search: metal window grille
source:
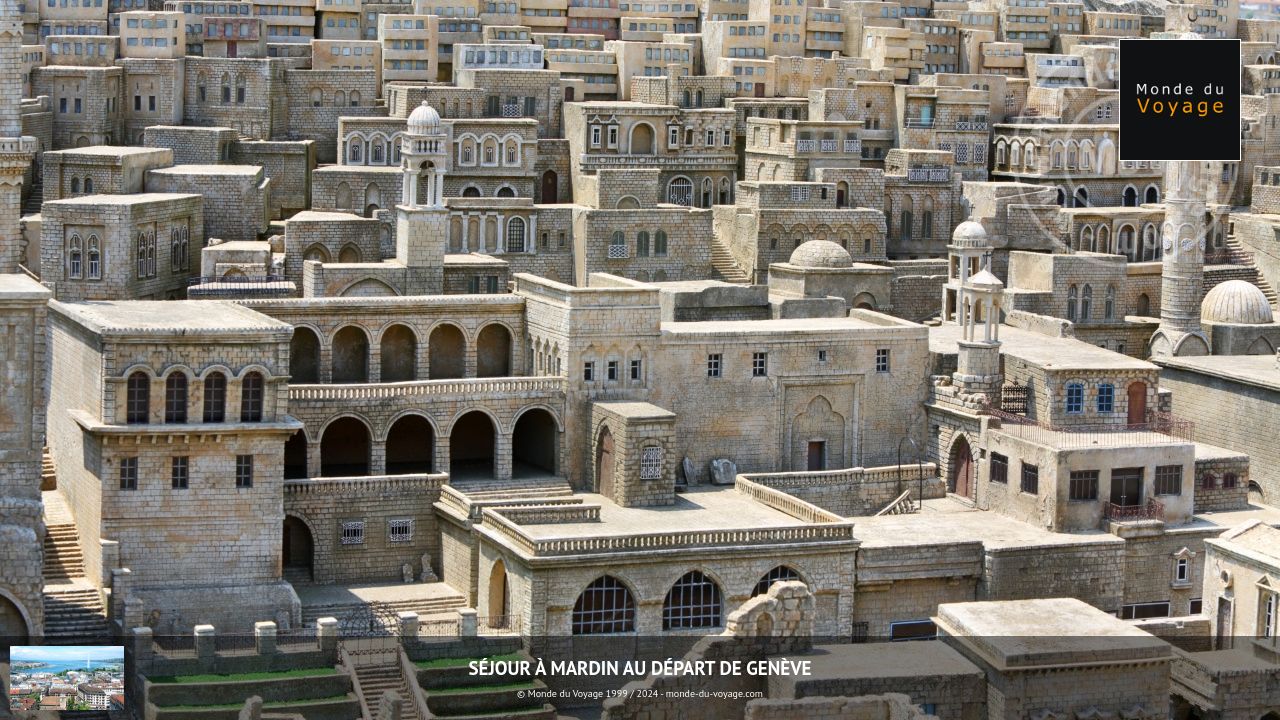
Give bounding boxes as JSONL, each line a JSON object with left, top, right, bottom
{"left": 1069, "top": 470, "right": 1098, "bottom": 501}
{"left": 752, "top": 566, "right": 800, "bottom": 596}
{"left": 639, "top": 446, "right": 662, "bottom": 479}
{"left": 572, "top": 576, "right": 635, "bottom": 634}
{"left": 203, "top": 373, "right": 226, "bottom": 422}
{"left": 165, "top": 374, "right": 187, "bottom": 423}
{"left": 171, "top": 456, "right": 189, "bottom": 489}
{"left": 235, "top": 454, "right": 254, "bottom": 488}
{"left": 663, "top": 571, "right": 722, "bottom": 630}
{"left": 341, "top": 521, "right": 366, "bottom": 545}
{"left": 388, "top": 518, "right": 413, "bottom": 542}
{"left": 1155, "top": 465, "right": 1183, "bottom": 496}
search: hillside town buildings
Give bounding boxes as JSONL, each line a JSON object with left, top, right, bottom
{"left": 0, "top": 0, "right": 1279, "bottom": 716}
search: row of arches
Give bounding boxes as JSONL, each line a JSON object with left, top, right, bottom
{"left": 67, "top": 175, "right": 95, "bottom": 194}
{"left": 123, "top": 367, "right": 267, "bottom": 425}
{"left": 287, "top": 407, "right": 558, "bottom": 480}
{"left": 333, "top": 181, "right": 383, "bottom": 217}
{"left": 457, "top": 133, "right": 525, "bottom": 167}
{"left": 1065, "top": 284, "right": 1119, "bottom": 323}
{"left": 344, "top": 132, "right": 402, "bottom": 166}
{"left": 290, "top": 322, "right": 513, "bottom": 384}
{"left": 1074, "top": 222, "right": 1163, "bottom": 262}
{"left": 562, "top": 567, "right": 806, "bottom": 635}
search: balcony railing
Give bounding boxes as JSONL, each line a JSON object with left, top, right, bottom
{"left": 607, "top": 244, "right": 629, "bottom": 259}
{"left": 1106, "top": 497, "right": 1165, "bottom": 522}
{"left": 955, "top": 120, "right": 989, "bottom": 131}
{"left": 796, "top": 139, "right": 816, "bottom": 152}
{"left": 987, "top": 408, "right": 1194, "bottom": 449}
{"left": 904, "top": 117, "right": 935, "bottom": 129}
{"left": 844, "top": 139, "right": 860, "bottom": 153}
{"left": 906, "top": 168, "right": 951, "bottom": 182}
{"left": 820, "top": 138, "right": 838, "bottom": 152}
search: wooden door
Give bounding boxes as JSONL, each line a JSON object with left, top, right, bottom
{"left": 541, "top": 171, "right": 557, "bottom": 202}
{"left": 1127, "top": 382, "right": 1147, "bottom": 426}
{"left": 807, "top": 441, "right": 826, "bottom": 471}
{"left": 949, "top": 436, "right": 974, "bottom": 498}
{"left": 597, "top": 428, "right": 615, "bottom": 498}
{"left": 227, "top": 41, "right": 237, "bottom": 58}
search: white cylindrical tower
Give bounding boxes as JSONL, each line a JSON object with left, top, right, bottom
{"left": 1150, "top": 160, "right": 1211, "bottom": 357}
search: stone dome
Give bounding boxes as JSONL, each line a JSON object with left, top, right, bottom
{"left": 951, "top": 218, "right": 989, "bottom": 248}
{"left": 407, "top": 101, "right": 441, "bottom": 134}
{"left": 967, "top": 269, "right": 1004, "bottom": 288}
{"left": 1201, "top": 280, "right": 1274, "bottom": 325}
{"left": 789, "top": 240, "right": 853, "bottom": 269}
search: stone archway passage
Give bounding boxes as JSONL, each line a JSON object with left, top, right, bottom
{"left": 429, "top": 325, "right": 466, "bottom": 379}
{"left": 512, "top": 409, "right": 557, "bottom": 477}
{"left": 476, "top": 324, "right": 512, "bottom": 377}
{"left": 282, "top": 516, "right": 314, "bottom": 582}
{"left": 321, "top": 417, "right": 371, "bottom": 477}
{"left": 290, "top": 327, "right": 321, "bottom": 383}
{"left": 284, "top": 430, "right": 308, "bottom": 479}
{"left": 0, "top": 594, "right": 30, "bottom": 643}
{"left": 488, "top": 559, "right": 509, "bottom": 627}
{"left": 450, "top": 411, "right": 496, "bottom": 480}
{"left": 380, "top": 324, "right": 417, "bottom": 382}
{"left": 332, "top": 326, "right": 370, "bottom": 383}
{"left": 386, "top": 415, "right": 434, "bottom": 474}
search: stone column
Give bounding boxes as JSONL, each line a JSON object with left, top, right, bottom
{"left": 461, "top": 213, "right": 470, "bottom": 252}
{"left": 458, "top": 608, "right": 477, "bottom": 637}
{"left": 317, "top": 616, "right": 338, "bottom": 654}
{"left": 397, "top": 611, "right": 419, "bottom": 638}
{"left": 254, "top": 621, "right": 277, "bottom": 655}
{"left": 194, "top": 624, "right": 216, "bottom": 663}
{"left": 528, "top": 214, "right": 537, "bottom": 254}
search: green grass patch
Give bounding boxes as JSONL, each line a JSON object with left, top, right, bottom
{"left": 156, "top": 693, "right": 354, "bottom": 711}
{"left": 428, "top": 680, "right": 539, "bottom": 696}
{"left": 148, "top": 666, "right": 338, "bottom": 684}
{"left": 414, "top": 652, "right": 524, "bottom": 670}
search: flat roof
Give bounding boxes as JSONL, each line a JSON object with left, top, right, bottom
{"left": 774, "top": 641, "right": 982, "bottom": 683}
{"left": 930, "top": 322, "right": 1157, "bottom": 371}
{"left": 1157, "top": 354, "right": 1280, "bottom": 392}
{"left": 853, "top": 497, "right": 1123, "bottom": 550}
{"left": 42, "top": 192, "right": 200, "bottom": 207}
{"left": 0, "top": 274, "right": 52, "bottom": 300}
{"left": 513, "top": 486, "right": 815, "bottom": 540}
{"left": 936, "top": 598, "right": 1171, "bottom": 668}
{"left": 51, "top": 300, "right": 292, "bottom": 335}
{"left": 150, "top": 164, "right": 262, "bottom": 175}
{"left": 45, "top": 145, "right": 170, "bottom": 157}
{"left": 662, "top": 315, "right": 918, "bottom": 337}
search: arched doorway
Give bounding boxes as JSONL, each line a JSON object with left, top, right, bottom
{"left": 386, "top": 414, "right": 434, "bottom": 474}
{"left": 949, "top": 436, "right": 974, "bottom": 498}
{"left": 284, "top": 430, "right": 308, "bottom": 479}
{"left": 1074, "top": 187, "right": 1089, "bottom": 208}
{"left": 380, "top": 324, "right": 417, "bottom": 382}
{"left": 476, "top": 324, "right": 512, "bottom": 377}
{"left": 320, "top": 417, "right": 371, "bottom": 476}
{"left": 282, "top": 516, "right": 313, "bottom": 582}
{"left": 512, "top": 409, "right": 557, "bottom": 477}
{"left": 429, "top": 324, "right": 466, "bottom": 379}
{"left": 487, "top": 559, "right": 509, "bottom": 627}
{"left": 629, "top": 123, "right": 654, "bottom": 154}
{"left": 0, "top": 594, "right": 31, "bottom": 643}
{"left": 541, "top": 170, "right": 558, "bottom": 202}
{"left": 1127, "top": 382, "right": 1147, "bottom": 426}
{"left": 450, "top": 411, "right": 495, "bottom": 479}
{"left": 332, "top": 326, "right": 370, "bottom": 383}
{"left": 290, "top": 327, "right": 321, "bottom": 383}
{"left": 1122, "top": 186, "right": 1137, "bottom": 207}
{"left": 1145, "top": 185, "right": 1160, "bottom": 204}
{"left": 596, "top": 425, "right": 615, "bottom": 498}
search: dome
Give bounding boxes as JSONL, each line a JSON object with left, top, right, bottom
{"left": 1201, "top": 280, "right": 1274, "bottom": 324}
{"left": 951, "top": 218, "right": 989, "bottom": 248}
{"left": 407, "top": 101, "right": 441, "bottom": 134}
{"left": 789, "top": 240, "right": 853, "bottom": 269}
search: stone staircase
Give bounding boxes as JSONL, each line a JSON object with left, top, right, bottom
{"left": 1209, "top": 235, "right": 1280, "bottom": 310}
{"left": 43, "top": 586, "right": 112, "bottom": 645}
{"left": 41, "top": 448, "right": 56, "bottom": 491}
{"left": 43, "top": 522, "right": 84, "bottom": 583}
{"left": 350, "top": 652, "right": 422, "bottom": 720}
{"left": 450, "top": 475, "right": 574, "bottom": 502}
{"left": 710, "top": 236, "right": 750, "bottom": 284}
{"left": 301, "top": 593, "right": 467, "bottom": 628}
{"left": 21, "top": 173, "right": 42, "bottom": 216}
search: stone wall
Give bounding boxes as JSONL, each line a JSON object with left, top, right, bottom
{"left": 145, "top": 165, "right": 270, "bottom": 242}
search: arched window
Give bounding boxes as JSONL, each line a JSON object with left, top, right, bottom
{"left": 1080, "top": 285, "right": 1092, "bottom": 320}
{"left": 126, "top": 371, "right": 150, "bottom": 424}
{"left": 636, "top": 231, "right": 649, "bottom": 257}
{"left": 505, "top": 216, "right": 526, "bottom": 253}
{"left": 654, "top": 230, "right": 667, "bottom": 257}
{"left": 1065, "top": 382, "right": 1084, "bottom": 414}
{"left": 370, "top": 138, "right": 385, "bottom": 164}
{"left": 203, "top": 372, "right": 226, "bottom": 422}
{"left": 86, "top": 236, "right": 101, "bottom": 279}
{"left": 83, "top": 177, "right": 93, "bottom": 193}
{"left": 1104, "top": 285, "right": 1115, "bottom": 319}
{"left": 663, "top": 571, "right": 722, "bottom": 630}
{"left": 349, "top": 90, "right": 360, "bottom": 105}
{"left": 610, "top": 231, "right": 626, "bottom": 257}
{"left": 505, "top": 141, "right": 517, "bottom": 165}
{"left": 572, "top": 576, "right": 636, "bottom": 635}
{"left": 165, "top": 373, "right": 188, "bottom": 423}
{"left": 240, "top": 372, "right": 264, "bottom": 422}
{"left": 1066, "top": 285, "right": 1078, "bottom": 322}
{"left": 753, "top": 566, "right": 801, "bottom": 596}
{"left": 70, "top": 177, "right": 80, "bottom": 193}
{"left": 1097, "top": 383, "right": 1115, "bottom": 413}
{"left": 348, "top": 140, "right": 362, "bottom": 164}
{"left": 667, "top": 177, "right": 693, "bottom": 206}
{"left": 68, "top": 235, "right": 82, "bottom": 279}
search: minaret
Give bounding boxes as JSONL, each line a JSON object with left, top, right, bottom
{"left": 0, "top": 0, "right": 36, "bottom": 273}
{"left": 395, "top": 101, "right": 450, "bottom": 294}
{"left": 1149, "top": 160, "right": 1211, "bottom": 357}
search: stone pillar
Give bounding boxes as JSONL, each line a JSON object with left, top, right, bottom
{"left": 317, "top": 616, "right": 338, "bottom": 654}
{"left": 397, "top": 611, "right": 419, "bottom": 638}
{"left": 194, "top": 624, "right": 216, "bottom": 662}
{"left": 528, "top": 214, "right": 537, "bottom": 254}
{"left": 254, "top": 621, "right": 277, "bottom": 655}
{"left": 371, "top": 441, "right": 387, "bottom": 476}
{"left": 461, "top": 213, "right": 470, "bottom": 251}
{"left": 458, "top": 608, "right": 477, "bottom": 637}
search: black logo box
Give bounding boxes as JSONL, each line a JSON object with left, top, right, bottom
{"left": 1119, "top": 38, "right": 1241, "bottom": 162}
